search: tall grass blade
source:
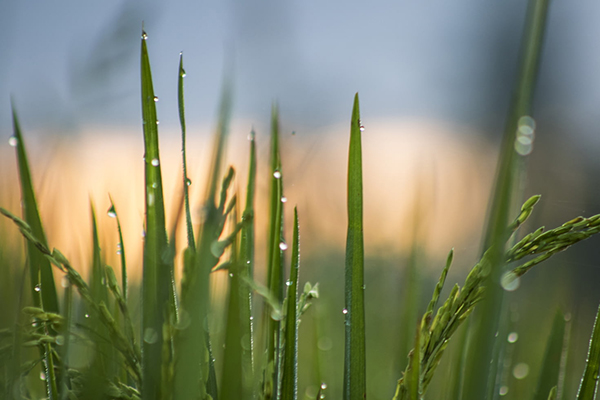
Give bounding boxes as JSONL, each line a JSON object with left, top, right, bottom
{"left": 281, "top": 208, "right": 300, "bottom": 400}
{"left": 140, "top": 30, "right": 171, "bottom": 400}
{"left": 462, "top": 1, "right": 551, "bottom": 398}
{"left": 178, "top": 53, "right": 196, "bottom": 251}
{"left": 577, "top": 303, "right": 600, "bottom": 400}
{"left": 59, "top": 277, "right": 73, "bottom": 400}
{"left": 10, "top": 106, "right": 59, "bottom": 314}
{"left": 533, "top": 310, "right": 568, "bottom": 400}
{"left": 343, "top": 93, "right": 366, "bottom": 400}
{"left": 262, "top": 106, "right": 285, "bottom": 400}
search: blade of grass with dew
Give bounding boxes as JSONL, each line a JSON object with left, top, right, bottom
{"left": 178, "top": 52, "right": 196, "bottom": 251}
{"left": 577, "top": 303, "right": 600, "bottom": 400}
{"left": 140, "top": 30, "right": 172, "bottom": 400}
{"left": 281, "top": 208, "right": 300, "bottom": 400}
{"left": 343, "top": 93, "right": 366, "bottom": 400}
{"left": 240, "top": 129, "right": 257, "bottom": 398}
{"left": 262, "top": 105, "right": 285, "bottom": 400}
{"left": 174, "top": 78, "right": 233, "bottom": 400}
{"left": 10, "top": 106, "right": 59, "bottom": 314}
{"left": 59, "top": 275, "right": 73, "bottom": 400}
{"left": 108, "top": 196, "right": 128, "bottom": 304}
{"left": 462, "top": 1, "right": 551, "bottom": 398}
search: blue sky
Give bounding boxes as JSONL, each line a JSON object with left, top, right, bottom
{"left": 2, "top": 0, "right": 600, "bottom": 149}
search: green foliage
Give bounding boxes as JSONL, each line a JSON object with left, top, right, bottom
{"left": 4, "top": 4, "right": 600, "bottom": 399}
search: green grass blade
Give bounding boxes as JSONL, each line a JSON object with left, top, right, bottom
{"left": 108, "top": 196, "right": 128, "bottom": 303}
{"left": 462, "top": 1, "right": 551, "bottom": 398}
{"left": 343, "top": 93, "right": 366, "bottom": 400}
{"left": 10, "top": 106, "right": 59, "bottom": 314}
{"left": 577, "top": 303, "right": 600, "bottom": 400}
{"left": 239, "top": 130, "right": 257, "bottom": 398}
{"left": 533, "top": 310, "right": 568, "bottom": 400}
{"left": 140, "top": 30, "right": 171, "bottom": 400}
{"left": 178, "top": 52, "right": 196, "bottom": 251}
{"left": 59, "top": 277, "right": 73, "bottom": 400}
{"left": 262, "top": 106, "right": 285, "bottom": 400}
{"left": 397, "top": 245, "right": 421, "bottom": 375}
{"left": 281, "top": 208, "right": 300, "bottom": 400}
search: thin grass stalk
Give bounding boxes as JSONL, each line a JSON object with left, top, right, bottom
{"left": 239, "top": 130, "right": 258, "bottom": 399}
{"left": 10, "top": 105, "right": 59, "bottom": 314}
{"left": 59, "top": 277, "right": 73, "bottom": 400}
{"left": 140, "top": 30, "right": 171, "bottom": 400}
{"left": 108, "top": 197, "right": 128, "bottom": 303}
{"left": 280, "top": 208, "right": 300, "bottom": 400}
{"left": 462, "top": 1, "right": 551, "bottom": 398}
{"left": 577, "top": 303, "right": 600, "bottom": 400}
{"left": 178, "top": 53, "right": 196, "bottom": 251}
{"left": 343, "top": 93, "right": 366, "bottom": 400}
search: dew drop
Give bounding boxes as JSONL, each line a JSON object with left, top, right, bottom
{"left": 281, "top": 196, "right": 287, "bottom": 203}
{"left": 151, "top": 158, "right": 160, "bottom": 166}
{"left": 279, "top": 242, "right": 288, "bottom": 250}
{"left": 321, "top": 383, "right": 327, "bottom": 390}
{"left": 34, "top": 284, "right": 41, "bottom": 292}
{"left": 359, "top": 125, "right": 365, "bottom": 132}
{"left": 185, "top": 178, "right": 192, "bottom": 186}
{"left": 181, "top": 69, "right": 187, "bottom": 78}
{"left": 285, "top": 280, "right": 292, "bottom": 286}
{"left": 84, "top": 313, "right": 90, "bottom": 318}
{"left": 55, "top": 335, "right": 64, "bottom": 345}
{"left": 141, "top": 31, "right": 148, "bottom": 40}
{"left": 507, "top": 332, "right": 519, "bottom": 343}
{"left": 153, "top": 96, "right": 159, "bottom": 102}
{"left": 499, "top": 386, "right": 508, "bottom": 396}
{"left": 8, "top": 136, "right": 17, "bottom": 147}
{"left": 61, "top": 276, "right": 70, "bottom": 288}
{"left": 148, "top": 193, "right": 155, "bottom": 206}
{"left": 501, "top": 271, "right": 520, "bottom": 292}
{"left": 249, "top": 316, "right": 254, "bottom": 321}
{"left": 247, "top": 131, "right": 255, "bottom": 141}
{"left": 144, "top": 328, "right": 158, "bottom": 344}
{"left": 273, "top": 170, "right": 282, "bottom": 179}
{"left": 156, "top": 120, "right": 160, "bottom": 125}
{"left": 107, "top": 205, "right": 117, "bottom": 218}
{"left": 513, "top": 362, "right": 530, "bottom": 379}
{"left": 40, "top": 371, "right": 46, "bottom": 381}
{"left": 151, "top": 182, "right": 157, "bottom": 189}
{"left": 342, "top": 308, "right": 348, "bottom": 315}
{"left": 229, "top": 272, "right": 234, "bottom": 278}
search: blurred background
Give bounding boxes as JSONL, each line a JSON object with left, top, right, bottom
{"left": 2, "top": 0, "right": 600, "bottom": 399}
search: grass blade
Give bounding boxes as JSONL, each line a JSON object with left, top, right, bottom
{"left": 262, "top": 106, "right": 285, "bottom": 400}
{"left": 178, "top": 52, "right": 196, "bottom": 251}
{"left": 343, "top": 93, "right": 366, "bottom": 400}
{"left": 462, "top": 1, "right": 551, "bottom": 398}
{"left": 10, "top": 105, "right": 59, "bottom": 314}
{"left": 108, "top": 196, "right": 128, "bottom": 303}
{"left": 140, "top": 30, "right": 171, "bottom": 399}
{"left": 577, "top": 303, "right": 600, "bottom": 400}
{"left": 280, "top": 208, "right": 300, "bottom": 400}
{"left": 533, "top": 310, "right": 569, "bottom": 400}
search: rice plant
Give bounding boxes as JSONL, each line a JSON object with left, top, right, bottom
{"left": 3, "top": 0, "right": 600, "bottom": 399}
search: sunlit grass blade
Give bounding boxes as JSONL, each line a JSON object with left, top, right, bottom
{"left": 178, "top": 52, "right": 196, "bottom": 251}
{"left": 533, "top": 310, "right": 569, "bottom": 400}
{"left": 343, "top": 93, "right": 366, "bottom": 400}
{"left": 140, "top": 30, "right": 171, "bottom": 399}
{"left": 59, "top": 275, "right": 73, "bottom": 400}
{"left": 462, "top": 1, "right": 551, "bottom": 398}
{"left": 577, "top": 303, "right": 600, "bottom": 400}
{"left": 262, "top": 105, "right": 285, "bottom": 400}
{"left": 174, "top": 74, "right": 233, "bottom": 400}
{"left": 281, "top": 208, "right": 300, "bottom": 400}
{"left": 10, "top": 105, "right": 59, "bottom": 314}
{"left": 108, "top": 196, "right": 128, "bottom": 303}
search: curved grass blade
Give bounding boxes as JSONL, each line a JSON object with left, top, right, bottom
{"left": 462, "top": 1, "right": 551, "bottom": 398}
{"left": 577, "top": 303, "right": 600, "bottom": 400}
{"left": 533, "top": 310, "right": 569, "bottom": 400}
{"left": 10, "top": 105, "right": 59, "bottom": 314}
{"left": 343, "top": 93, "right": 366, "bottom": 400}
{"left": 280, "top": 208, "right": 300, "bottom": 400}
{"left": 140, "top": 30, "right": 171, "bottom": 399}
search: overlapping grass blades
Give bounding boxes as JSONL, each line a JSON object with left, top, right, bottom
{"left": 462, "top": 0, "right": 551, "bottom": 398}
{"left": 533, "top": 310, "right": 569, "bottom": 400}
{"left": 344, "top": 93, "right": 366, "bottom": 400}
